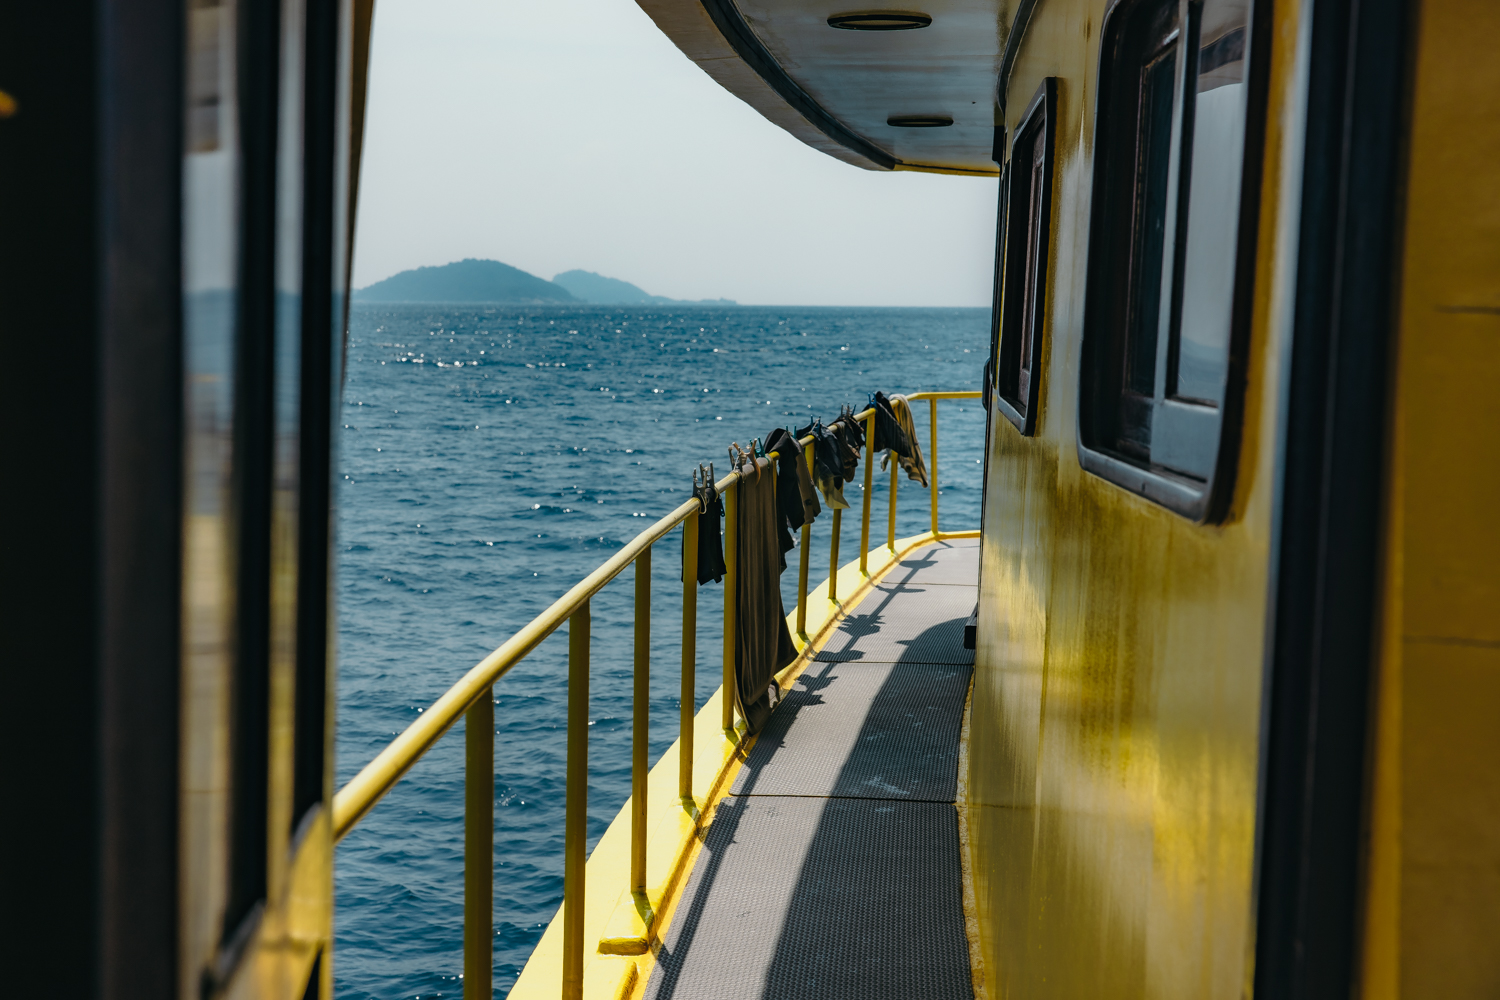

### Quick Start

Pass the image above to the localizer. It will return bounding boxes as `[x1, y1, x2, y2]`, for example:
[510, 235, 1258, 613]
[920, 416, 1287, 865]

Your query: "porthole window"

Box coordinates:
[1079, 0, 1259, 518]
[995, 80, 1058, 435]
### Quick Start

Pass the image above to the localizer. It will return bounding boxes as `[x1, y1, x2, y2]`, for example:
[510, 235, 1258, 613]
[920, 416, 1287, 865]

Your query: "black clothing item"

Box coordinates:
[796, 419, 851, 509]
[839, 404, 866, 451]
[732, 467, 799, 735]
[764, 426, 821, 572]
[871, 391, 913, 458]
[765, 427, 819, 531]
[832, 420, 859, 481]
[685, 484, 727, 585]
[883, 393, 930, 487]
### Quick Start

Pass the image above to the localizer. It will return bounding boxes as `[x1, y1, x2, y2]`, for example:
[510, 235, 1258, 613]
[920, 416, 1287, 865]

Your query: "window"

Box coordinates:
[1079, 0, 1258, 518]
[995, 79, 1058, 435]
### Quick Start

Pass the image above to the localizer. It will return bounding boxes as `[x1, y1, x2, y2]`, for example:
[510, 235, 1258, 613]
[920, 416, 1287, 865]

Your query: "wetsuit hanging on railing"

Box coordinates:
[797, 418, 854, 509]
[727, 444, 797, 734]
[765, 426, 819, 571]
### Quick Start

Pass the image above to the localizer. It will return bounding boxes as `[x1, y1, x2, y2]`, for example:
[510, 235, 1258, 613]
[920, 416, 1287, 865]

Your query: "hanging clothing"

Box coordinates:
[831, 419, 859, 481]
[766, 426, 819, 531]
[881, 393, 929, 487]
[796, 419, 851, 510]
[765, 427, 818, 572]
[839, 404, 866, 451]
[732, 457, 798, 735]
[685, 475, 727, 585]
[870, 391, 913, 459]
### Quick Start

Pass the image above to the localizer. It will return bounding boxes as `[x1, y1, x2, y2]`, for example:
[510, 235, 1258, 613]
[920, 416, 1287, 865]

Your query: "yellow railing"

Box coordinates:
[330, 389, 981, 999]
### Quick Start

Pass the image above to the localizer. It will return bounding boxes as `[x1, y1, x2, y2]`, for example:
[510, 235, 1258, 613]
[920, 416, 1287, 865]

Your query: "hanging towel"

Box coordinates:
[732, 458, 799, 735]
[883, 394, 930, 487]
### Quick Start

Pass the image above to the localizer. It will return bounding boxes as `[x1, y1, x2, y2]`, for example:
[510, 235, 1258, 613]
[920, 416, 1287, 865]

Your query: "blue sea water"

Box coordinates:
[333, 303, 990, 999]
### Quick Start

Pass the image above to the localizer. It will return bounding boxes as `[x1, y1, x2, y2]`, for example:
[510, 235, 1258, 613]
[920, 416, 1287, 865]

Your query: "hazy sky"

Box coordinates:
[351, 0, 1000, 306]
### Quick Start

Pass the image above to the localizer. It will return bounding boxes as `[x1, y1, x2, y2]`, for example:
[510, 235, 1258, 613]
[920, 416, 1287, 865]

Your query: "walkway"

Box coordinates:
[645, 539, 979, 1000]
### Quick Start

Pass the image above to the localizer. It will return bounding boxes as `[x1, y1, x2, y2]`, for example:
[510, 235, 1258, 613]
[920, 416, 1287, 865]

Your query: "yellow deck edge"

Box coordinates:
[956, 672, 989, 1000]
[506, 529, 975, 1000]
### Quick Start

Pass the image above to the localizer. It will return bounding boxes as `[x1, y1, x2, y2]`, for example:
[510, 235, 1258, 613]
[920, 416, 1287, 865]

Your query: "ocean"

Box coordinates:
[333, 303, 990, 999]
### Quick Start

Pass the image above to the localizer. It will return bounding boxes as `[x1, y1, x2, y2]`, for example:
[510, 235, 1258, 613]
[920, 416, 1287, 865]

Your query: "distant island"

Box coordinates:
[352, 258, 735, 305]
[552, 269, 735, 306]
[354, 258, 573, 303]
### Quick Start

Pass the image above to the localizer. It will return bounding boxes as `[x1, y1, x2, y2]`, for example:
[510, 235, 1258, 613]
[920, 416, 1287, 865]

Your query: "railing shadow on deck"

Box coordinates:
[330, 390, 981, 1000]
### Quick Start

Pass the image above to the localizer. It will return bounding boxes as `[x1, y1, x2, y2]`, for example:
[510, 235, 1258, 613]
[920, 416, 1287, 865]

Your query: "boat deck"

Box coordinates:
[645, 539, 979, 1000]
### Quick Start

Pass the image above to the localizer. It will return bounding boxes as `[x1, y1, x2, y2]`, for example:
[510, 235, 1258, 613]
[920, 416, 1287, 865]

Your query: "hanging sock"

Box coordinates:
[684, 462, 727, 585]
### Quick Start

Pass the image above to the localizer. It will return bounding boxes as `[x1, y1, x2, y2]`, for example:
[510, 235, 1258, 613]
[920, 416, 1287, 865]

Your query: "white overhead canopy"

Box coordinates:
[636, 0, 1009, 175]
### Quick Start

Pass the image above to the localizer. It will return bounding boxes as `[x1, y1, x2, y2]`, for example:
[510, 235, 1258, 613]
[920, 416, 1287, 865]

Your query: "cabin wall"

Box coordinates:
[965, 0, 1308, 995]
[1361, 0, 1500, 994]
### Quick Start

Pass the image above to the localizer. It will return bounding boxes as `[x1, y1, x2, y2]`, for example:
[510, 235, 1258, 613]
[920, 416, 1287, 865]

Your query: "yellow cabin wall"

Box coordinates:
[965, 0, 1308, 995]
[1361, 0, 1500, 994]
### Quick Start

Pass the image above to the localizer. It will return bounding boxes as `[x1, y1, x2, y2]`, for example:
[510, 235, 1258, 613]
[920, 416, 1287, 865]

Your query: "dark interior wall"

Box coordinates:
[0, 1, 184, 996]
[0, 2, 105, 995]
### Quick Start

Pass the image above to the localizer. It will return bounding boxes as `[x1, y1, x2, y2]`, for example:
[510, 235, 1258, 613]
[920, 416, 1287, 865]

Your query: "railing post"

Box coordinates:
[859, 412, 874, 576]
[680, 516, 696, 803]
[796, 443, 812, 640]
[889, 457, 898, 553]
[722, 477, 737, 736]
[632, 547, 650, 898]
[563, 600, 590, 1000]
[929, 396, 939, 536]
[464, 688, 493, 1000]
[829, 507, 842, 604]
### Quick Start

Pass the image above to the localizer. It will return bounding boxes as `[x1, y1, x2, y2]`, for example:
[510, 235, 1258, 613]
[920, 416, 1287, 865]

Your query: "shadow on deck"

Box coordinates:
[644, 539, 979, 1000]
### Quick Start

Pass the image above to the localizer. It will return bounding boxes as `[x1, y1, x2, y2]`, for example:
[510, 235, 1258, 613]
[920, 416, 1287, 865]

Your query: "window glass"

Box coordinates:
[1173, 10, 1247, 405]
[994, 80, 1056, 436]
[1128, 45, 1177, 400]
[1080, 0, 1256, 513]
[1018, 134, 1047, 407]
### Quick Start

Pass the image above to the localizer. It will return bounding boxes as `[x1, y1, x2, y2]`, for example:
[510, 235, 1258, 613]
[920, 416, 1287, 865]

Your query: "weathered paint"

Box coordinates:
[965, 0, 1309, 994]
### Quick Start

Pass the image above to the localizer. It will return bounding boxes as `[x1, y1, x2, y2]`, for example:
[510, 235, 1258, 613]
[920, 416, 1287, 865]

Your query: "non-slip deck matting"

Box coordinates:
[812, 583, 976, 664]
[731, 659, 971, 801]
[880, 539, 980, 588]
[643, 798, 974, 1000]
[642, 544, 977, 1000]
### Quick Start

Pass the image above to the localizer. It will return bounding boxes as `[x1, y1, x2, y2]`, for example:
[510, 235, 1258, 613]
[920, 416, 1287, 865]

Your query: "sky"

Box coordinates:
[351, 0, 1000, 306]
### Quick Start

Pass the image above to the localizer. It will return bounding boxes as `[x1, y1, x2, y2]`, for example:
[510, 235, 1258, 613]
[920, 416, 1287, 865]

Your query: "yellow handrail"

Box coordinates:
[330, 407, 884, 837]
[331, 487, 713, 840]
[330, 388, 980, 1000]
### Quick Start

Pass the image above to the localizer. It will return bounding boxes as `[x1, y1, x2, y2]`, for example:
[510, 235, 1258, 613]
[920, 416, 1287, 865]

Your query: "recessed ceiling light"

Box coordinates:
[827, 11, 933, 30]
[887, 115, 953, 127]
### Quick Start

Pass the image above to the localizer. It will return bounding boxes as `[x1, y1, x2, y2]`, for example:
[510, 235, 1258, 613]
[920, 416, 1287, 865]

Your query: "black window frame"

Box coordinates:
[1077, 0, 1268, 521]
[994, 78, 1058, 436]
